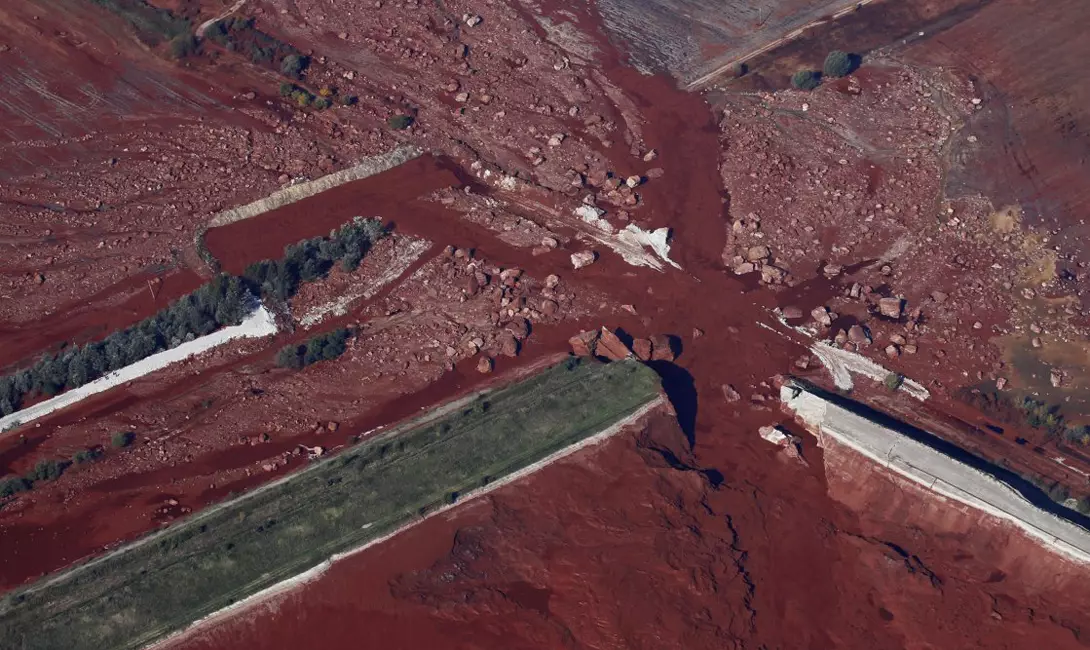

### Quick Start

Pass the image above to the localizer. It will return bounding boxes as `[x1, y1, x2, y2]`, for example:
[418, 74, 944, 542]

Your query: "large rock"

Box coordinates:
[760, 264, 786, 284]
[571, 250, 597, 269]
[649, 334, 676, 361]
[877, 297, 904, 318]
[781, 306, 803, 319]
[632, 338, 652, 361]
[848, 324, 871, 345]
[596, 327, 632, 360]
[811, 306, 833, 327]
[497, 332, 520, 357]
[569, 329, 599, 356]
[476, 356, 493, 373]
[745, 245, 770, 261]
[505, 317, 530, 340]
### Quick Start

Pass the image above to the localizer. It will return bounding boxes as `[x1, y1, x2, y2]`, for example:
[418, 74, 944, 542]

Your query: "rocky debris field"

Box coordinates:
[2, 0, 1090, 647]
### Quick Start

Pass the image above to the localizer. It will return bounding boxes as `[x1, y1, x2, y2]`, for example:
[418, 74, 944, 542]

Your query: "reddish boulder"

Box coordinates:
[848, 324, 871, 345]
[596, 327, 632, 360]
[497, 332, 520, 357]
[476, 356, 493, 373]
[649, 334, 676, 361]
[877, 297, 905, 318]
[464, 275, 480, 295]
[505, 317, 530, 340]
[569, 329, 599, 357]
[632, 338, 652, 361]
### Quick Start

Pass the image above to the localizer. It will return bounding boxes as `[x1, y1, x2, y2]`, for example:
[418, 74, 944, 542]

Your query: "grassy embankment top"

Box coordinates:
[0, 358, 661, 650]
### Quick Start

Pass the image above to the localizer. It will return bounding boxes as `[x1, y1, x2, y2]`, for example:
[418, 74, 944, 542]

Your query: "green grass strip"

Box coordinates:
[0, 358, 660, 650]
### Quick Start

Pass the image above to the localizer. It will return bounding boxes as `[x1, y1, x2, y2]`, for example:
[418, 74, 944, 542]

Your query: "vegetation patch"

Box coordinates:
[204, 17, 307, 78]
[242, 217, 385, 301]
[276, 328, 352, 369]
[791, 69, 822, 91]
[388, 114, 415, 130]
[0, 275, 249, 417]
[86, 0, 192, 46]
[823, 50, 859, 78]
[0, 358, 661, 650]
[0, 217, 385, 421]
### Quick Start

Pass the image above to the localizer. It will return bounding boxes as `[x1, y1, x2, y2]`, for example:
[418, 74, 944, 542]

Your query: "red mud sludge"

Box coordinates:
[4, 0, 1090, 647]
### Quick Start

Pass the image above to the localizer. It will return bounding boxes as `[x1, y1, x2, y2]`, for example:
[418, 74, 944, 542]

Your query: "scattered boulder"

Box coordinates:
[745, 245, 770, 262]
[545, 273, 560, 289]
[759, 425, 790, 445]
[477, 356, 493, 373]
[885, 344, 900, 358]
[505, 317, 530, 340]
[569, 329, 599, 356]
[541, 299, 559, 317]
[848, 324, 871, 345]
[877, 297, 904, 319]
[464, 275, 480, 295]
[760, 265, 787, 284]
[571, 250, 597, 269]
[596, 327, 632, 360]
[463, 13, 482, 26]
[781, 305, 804, 320]
[498, 332, 520, 357]
[721, 384, 741, 402]
[733, 261, 755, 275]
[822, 264, 842, 278]
[811, 306, 833, 327]
[632, 338, 652, 361]
[625, 175, 642, 188]
[547, 133, 565, 147]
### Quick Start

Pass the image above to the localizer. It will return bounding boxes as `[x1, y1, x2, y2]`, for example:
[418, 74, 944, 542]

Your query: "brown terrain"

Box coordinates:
[3, 0, 1090, 647]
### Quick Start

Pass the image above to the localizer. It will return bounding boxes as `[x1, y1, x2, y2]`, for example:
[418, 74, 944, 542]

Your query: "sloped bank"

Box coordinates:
[781, 381, 1090, 564]
[0, 358, 662, 650]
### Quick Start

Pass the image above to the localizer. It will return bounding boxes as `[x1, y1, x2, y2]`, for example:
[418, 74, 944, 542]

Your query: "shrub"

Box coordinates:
[74, 447, 105, 465]
[25, 459, 69, 483]
[318, 87, 334, 97]
[279, 82, 294, 96]
[275, 345, 304, 370]
[341, 95, 358, 106]
[791, 69, 821, 91]
[112, 431, 137, 448]
[281, 54, 309, 79]
[1064, 426, 1090, 446]
[388, 114, 414, 130]
[823, 50, 857, 78]
[312, 97, 331, 110]
[883, 373, 904, 391]
[277, 328, 352, 370]
[291, 89, 313, 107]
[0, 477, 31, 498]
[1078, 497, 1090, 515]
[169, 34, 200, 59]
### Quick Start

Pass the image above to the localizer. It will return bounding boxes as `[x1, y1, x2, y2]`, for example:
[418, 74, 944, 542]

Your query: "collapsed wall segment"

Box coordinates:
[781, 382, 1090, 565]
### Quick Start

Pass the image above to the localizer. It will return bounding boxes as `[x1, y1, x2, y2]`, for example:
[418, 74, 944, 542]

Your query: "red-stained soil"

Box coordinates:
[3, 0, 1090, 647]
